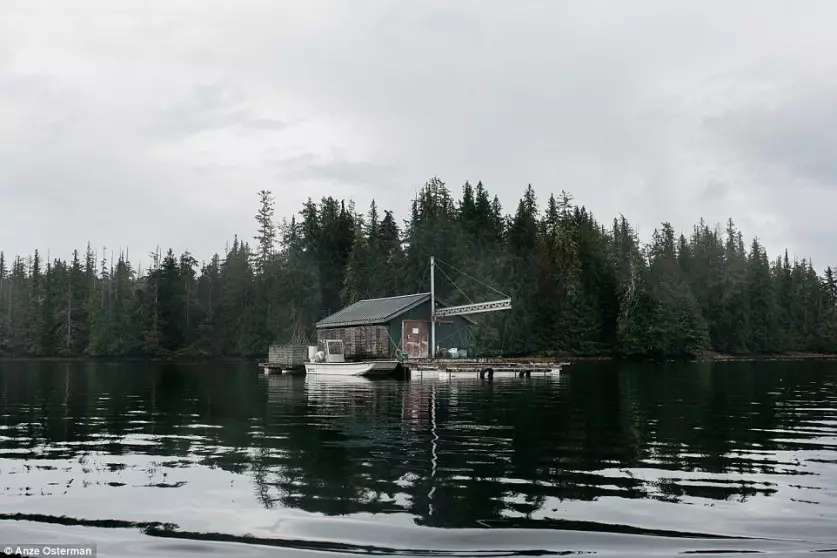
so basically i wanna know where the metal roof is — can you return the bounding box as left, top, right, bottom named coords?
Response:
left=316, top=293, right=431, bottom=328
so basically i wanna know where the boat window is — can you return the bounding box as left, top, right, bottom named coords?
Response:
left=327, top=340, right=343, bottom=354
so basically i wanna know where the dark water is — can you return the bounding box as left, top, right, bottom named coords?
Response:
left=1, top=361, right=836, bottom=557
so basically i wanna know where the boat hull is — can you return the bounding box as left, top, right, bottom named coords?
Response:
left=304, top=360, right=399, bottom=377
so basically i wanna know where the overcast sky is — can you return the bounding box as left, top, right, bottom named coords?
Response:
left=2, top=1, right=836, bottom=271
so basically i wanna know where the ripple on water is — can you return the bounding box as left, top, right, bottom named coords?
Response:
left=0, top=361, right=836, bottom=555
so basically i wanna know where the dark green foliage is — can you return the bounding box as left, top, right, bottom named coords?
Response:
left=747, top=239, right=778, bottom=353
left=0, top=252, right=7, bottom=351
left=617, top=223, right=710, bottom=359
left=159, top=249, right=186, bottom=351
left=87, top=252, right=140, bottom=356
left=342, top=208, right=372, bottom=305
left=6, top=257, right=29, bottom=353
left=1, top=178, right=836, bottom=359
left=502, top=185, right=539, bottom=355
left=376, top=210, right=406, bottom=297
left=404, top=177, right=463, bottom=299
left=40, top=254, right=88, bottom=356
left=253, top=190, right=276, bottom=275
left=308, top=197, right=355, bottom=317
left=26, top=251, right=44, bottom=355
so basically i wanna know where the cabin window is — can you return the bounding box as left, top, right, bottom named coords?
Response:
left=326, top=340, right=343, bottom=355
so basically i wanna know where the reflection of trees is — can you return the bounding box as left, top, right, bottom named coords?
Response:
left=0, top=361, right=835, bottom=527
left=253, top=375, right=411, bottom=516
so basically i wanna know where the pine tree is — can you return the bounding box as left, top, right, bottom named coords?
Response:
left=194, top=253, right=222, bottom=353
left=253, top=190, right=276, bottom=274
left=571, top=205, right=615, bottom=352
left=86, top=252, right=108, bottom=356
left=377, top=210, right=405, bottom=297
left=41, top=257, right=61, bottom=354
left=555, top=196, right=600, bottom=353
left=820, top=266, right=837, bottom=352
left=502, top=185, right=539, bottom=355
left=110, top=255, right=140, bottom=355
left=26, top=250, right=45, bottom=355
left=686, top=221, right=726, bottom=348
left=158, top=249, right=186, bottom=351
left=306, top=197, right=356, bottom=317
left=718, top=219, right=749, bottom=353
left=774, top=250, right=793, bottom=350
left=651, top=223, right=709, bottom=357
left=141, top=248, right=165, bottom=355
left=8, top=257, right=29, bottom=353
left=217, top=237, right=256, bottom=355
left=342, top=211, right=372, bottom=304
left=404, top=177, right=462, bottom=300
left=274, top=216, right=320, bottom=343
left=2, top=183, right=836, bottom=359
left=0, top=252, right=7, bottom=351
left=459, top=181, right=478, bottom=237
left=474, top=181, right=494, bottom=242
left=179, top=251, right=199, bottom=347
left=53, top=251, right=88, bottom=355
left=747, top=238, right=779, bottom=352
left=825, top=266, right=837, bottom=307
left=364, top=200, right=387, bottom=298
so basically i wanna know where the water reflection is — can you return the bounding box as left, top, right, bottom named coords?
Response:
left=0, top=360, right=836, bottom=540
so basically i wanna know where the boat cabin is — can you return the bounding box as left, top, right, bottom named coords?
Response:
left=319, top=339, right=345, bottom=363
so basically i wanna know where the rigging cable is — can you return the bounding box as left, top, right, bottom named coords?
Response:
left=417, top=261, right=431, bottom=292
left=435, top=258, right=510, bottom=299
left=435, top=264, right=474, bottom=304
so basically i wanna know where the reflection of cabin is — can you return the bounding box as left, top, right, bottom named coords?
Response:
left=315, top=293, right=474, bottom=360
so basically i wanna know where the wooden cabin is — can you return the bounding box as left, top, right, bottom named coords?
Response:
left=315, top=293, right=475, bottom=360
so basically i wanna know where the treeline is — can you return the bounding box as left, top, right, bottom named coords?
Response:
left=1, top=177, right=836, bottom=359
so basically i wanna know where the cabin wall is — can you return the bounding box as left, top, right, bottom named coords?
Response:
left=315, top=300, right=474, bottom=360
left=316, top=326, right=392, bottom=360
left=385, top=301, right=474, bottom=357
left=434, top=317, right=474, bottom=356
left=267, top=344, right=309, bottom=367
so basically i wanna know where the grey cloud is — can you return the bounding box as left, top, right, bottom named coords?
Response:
left=3, top=1, right=837, bottom=270
left=242, top=117, right=288, bottom=131
left=146, top=83, right=289, bottom=138
left=697, top=181, right=734, bottom=204
left=708, top=85, right=837, bottom=188
left=276, top=153, right=396, bottom=186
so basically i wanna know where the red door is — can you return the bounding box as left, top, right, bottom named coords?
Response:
left=402, top=320, right=429, bottom=359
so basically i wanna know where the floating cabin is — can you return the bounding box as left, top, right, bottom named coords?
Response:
left=315, top=293, right=476, bottom=360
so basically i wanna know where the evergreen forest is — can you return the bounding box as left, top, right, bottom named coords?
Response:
left=1, top=178, right=836, bottom=359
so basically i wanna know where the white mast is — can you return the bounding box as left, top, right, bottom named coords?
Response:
left=430, top=255, right=436, bottom=359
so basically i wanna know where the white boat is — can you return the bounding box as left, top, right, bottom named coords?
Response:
left=304, top=339, right=399, bottom=377
left=304, top=360, right=398, bottom=376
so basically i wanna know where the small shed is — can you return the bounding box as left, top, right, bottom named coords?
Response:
left=315, top=293, right=474, bottom=360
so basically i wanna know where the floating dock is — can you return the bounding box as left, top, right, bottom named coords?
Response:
left=259, top=343, right=312, bottom=374
left=259, top=358, right=568, bottom=378
left=259, top=362, right=304, bottom=375
left=406, top=358, right=568, bottom=379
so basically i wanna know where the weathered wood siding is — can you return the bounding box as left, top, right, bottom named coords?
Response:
left=317, top=326, right=392, bottom=359
left=268, top=344, right=309, bottom=367
left=315, top=300, right=474, bottom=360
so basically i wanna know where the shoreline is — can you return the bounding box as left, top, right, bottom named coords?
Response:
left=2, top=352, right=836, bottom=364
left=700, top=352, right=837, bottom=362
left=0, top=355, right=253, bottom=364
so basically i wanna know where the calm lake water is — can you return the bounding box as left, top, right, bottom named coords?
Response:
left=1, top=361, right=836, bottom=557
